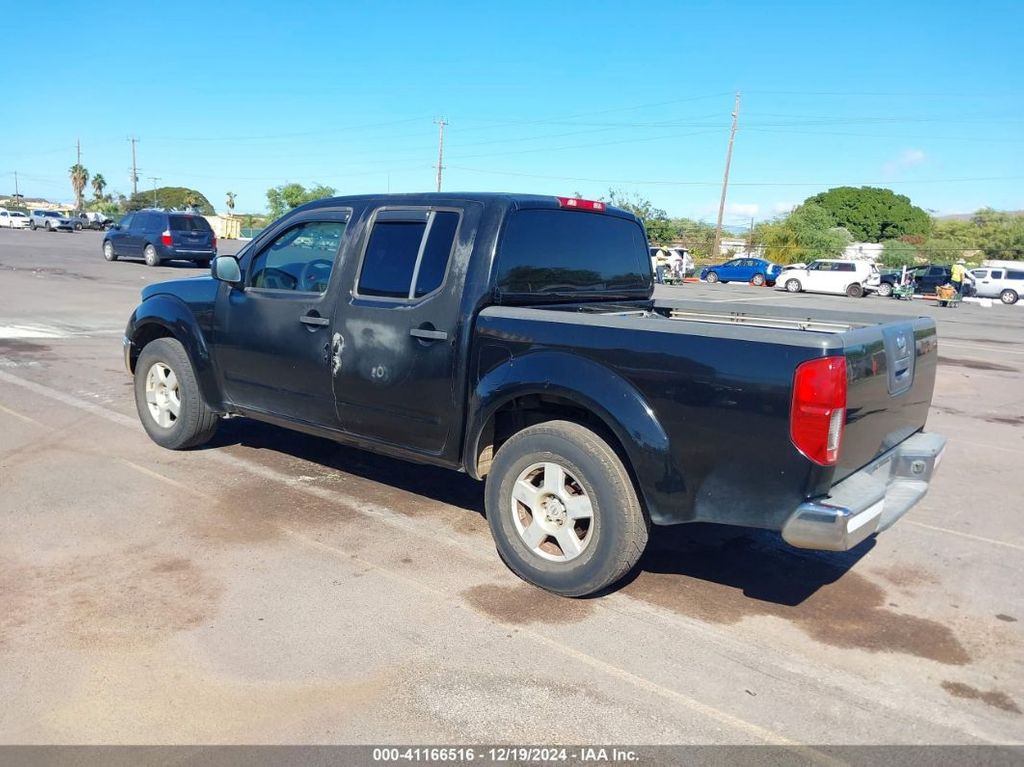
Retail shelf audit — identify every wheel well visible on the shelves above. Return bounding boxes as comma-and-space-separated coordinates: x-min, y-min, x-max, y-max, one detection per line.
128, 323, 174, 372
474, 394, 628, 479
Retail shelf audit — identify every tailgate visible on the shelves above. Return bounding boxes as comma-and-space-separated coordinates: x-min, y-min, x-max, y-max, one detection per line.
836, 317, 938, 481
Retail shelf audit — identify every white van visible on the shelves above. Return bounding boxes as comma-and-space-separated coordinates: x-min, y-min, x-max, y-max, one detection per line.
777, 259, 881, 298
971, 266, 1024, 305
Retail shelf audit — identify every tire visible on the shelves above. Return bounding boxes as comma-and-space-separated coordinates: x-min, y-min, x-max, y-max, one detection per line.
705, 271, 719, 284
846, 283, 864, 298
786, 278, 802, 293
751, 273, 766, 287
74, 221, 83, 231
45, 221, 52, 232
103, 241, 117, 262
29, 222, 36, 230
485, 420, 649, 597
194, 258, 211, 269
877, 282, 893, 297
1001, 289, 1019, 305
144, 244, 161, 267
134, 338, 218, 450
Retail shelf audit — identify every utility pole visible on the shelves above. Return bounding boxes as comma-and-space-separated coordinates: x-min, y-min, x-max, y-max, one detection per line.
148, 177, 161, 208
712, 92, 741, 260
14, 171, 19, 199
128, 136, 139, 196
434, 117, 447, 193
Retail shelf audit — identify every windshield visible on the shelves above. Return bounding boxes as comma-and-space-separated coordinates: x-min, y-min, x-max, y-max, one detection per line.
44, 212, 62, 218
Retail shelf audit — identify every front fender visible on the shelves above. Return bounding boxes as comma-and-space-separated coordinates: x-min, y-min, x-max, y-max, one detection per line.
466, 350, 681, 524
127, 294, 223, 410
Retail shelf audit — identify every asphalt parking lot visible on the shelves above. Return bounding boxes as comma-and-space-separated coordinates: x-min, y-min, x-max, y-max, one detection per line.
1, 228, 1022, 747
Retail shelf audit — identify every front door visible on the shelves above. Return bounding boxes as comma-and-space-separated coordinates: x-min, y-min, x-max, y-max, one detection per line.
331, 204, 470, 456
213, 210, 350, 426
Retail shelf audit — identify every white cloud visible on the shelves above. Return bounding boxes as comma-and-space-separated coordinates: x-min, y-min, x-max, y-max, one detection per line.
727, 202, 759, 217
773, 201, 797, 214
884, 148, 927, 175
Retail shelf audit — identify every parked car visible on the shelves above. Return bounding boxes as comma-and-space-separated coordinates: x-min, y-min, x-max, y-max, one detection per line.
899, 265, 976, 296
28, 210, 75, 232
0, 209, 30, 229
777, 259, 881, 297
665, 247, 695, 277
73, 211, 113, 230
701, 257, 781, 286
103, 209, 217, 266
971, 266, 1024, 305
123, 192, 946, 596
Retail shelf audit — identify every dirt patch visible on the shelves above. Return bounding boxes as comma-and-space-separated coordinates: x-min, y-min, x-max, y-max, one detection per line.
625, 529, 970, 665
0, 340, 52, 355
873, 564, 940, 590
941, 681, 1021, 714
463, 583, 595, 625
938, 356, 1018, 373
986, 416, 1024, 427
996, 614, 1018, 623
0, 547, 221, 650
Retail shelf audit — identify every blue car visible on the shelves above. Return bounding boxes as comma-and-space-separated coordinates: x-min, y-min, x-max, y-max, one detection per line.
701, 257, 781, 286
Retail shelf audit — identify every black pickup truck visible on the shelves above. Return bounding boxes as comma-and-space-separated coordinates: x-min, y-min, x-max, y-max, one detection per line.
124, 193, 946, 596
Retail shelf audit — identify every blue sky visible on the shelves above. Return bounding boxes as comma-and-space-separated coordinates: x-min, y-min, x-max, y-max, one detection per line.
2, 0, 1021, 223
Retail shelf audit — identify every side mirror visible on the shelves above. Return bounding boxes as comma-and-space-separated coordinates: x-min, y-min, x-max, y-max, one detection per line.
111, 224, 121, 231
212, 256, 242, 285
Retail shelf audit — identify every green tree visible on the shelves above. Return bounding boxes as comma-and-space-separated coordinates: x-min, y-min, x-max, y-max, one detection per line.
757, 202, 852, 264
973, 208, 1024, 260
91, 173, 107, 202
265, 182, 336, 221
880, 239, 919, 268
126, 186, 214, 214
672, 218, 718, 260
805, 186, 931, 242
603, 188, 676, 244
69, 164, 89, 211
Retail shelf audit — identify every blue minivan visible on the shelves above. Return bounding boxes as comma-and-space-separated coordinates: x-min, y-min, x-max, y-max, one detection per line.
700, 257, 781, 286
103, 209, 217, 267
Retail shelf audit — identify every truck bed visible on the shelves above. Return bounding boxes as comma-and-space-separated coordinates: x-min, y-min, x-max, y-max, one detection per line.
473, 297, 937, 529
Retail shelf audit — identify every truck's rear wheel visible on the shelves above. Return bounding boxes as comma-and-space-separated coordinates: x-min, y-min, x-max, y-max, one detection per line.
144, 244, 161, 267
877, 282, 893, 297
134, 338, 218, 450
485, 420, 648, 597
846, 283, 864, 298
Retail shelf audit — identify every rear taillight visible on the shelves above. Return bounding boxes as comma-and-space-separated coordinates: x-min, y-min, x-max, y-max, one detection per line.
790, 357, 847, 465
212, 236, 217, 251
161, 230, 173, 246
556, 196, 606, 212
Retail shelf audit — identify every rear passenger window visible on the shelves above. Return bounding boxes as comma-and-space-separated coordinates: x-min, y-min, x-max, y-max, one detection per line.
839, 263, 855, 272
357, 209, 459, 300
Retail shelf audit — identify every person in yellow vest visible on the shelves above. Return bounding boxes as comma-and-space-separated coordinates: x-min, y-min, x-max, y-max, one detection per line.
950, 259, 972, 295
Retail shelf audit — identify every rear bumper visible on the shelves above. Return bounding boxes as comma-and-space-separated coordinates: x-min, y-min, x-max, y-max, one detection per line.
782, 432, 946, 551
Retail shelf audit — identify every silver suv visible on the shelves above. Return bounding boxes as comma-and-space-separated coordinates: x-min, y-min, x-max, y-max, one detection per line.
971, 266, 1024, 305
29, 210, 75, 232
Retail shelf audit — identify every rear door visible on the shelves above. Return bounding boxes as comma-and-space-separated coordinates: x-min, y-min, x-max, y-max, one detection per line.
169, 214, 214, 254
331, 204, 471, 455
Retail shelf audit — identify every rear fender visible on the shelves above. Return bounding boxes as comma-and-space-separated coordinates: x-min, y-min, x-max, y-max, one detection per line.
466, 351, 679, 524
128, 295, 222, 410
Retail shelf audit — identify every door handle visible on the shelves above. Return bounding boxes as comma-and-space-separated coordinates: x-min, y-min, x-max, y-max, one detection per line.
410, 326, 448, 341
299, 313, 329, 327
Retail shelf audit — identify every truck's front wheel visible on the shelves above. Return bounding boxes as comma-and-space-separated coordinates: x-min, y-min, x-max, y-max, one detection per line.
134, 338, 218, 450
485, 420, 648, 597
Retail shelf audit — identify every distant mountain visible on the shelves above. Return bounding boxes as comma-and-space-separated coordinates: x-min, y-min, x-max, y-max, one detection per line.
935, 210, 1024, 221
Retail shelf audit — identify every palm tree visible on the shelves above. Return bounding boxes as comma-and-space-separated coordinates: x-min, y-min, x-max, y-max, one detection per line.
91, 173, 107, 202
225, 191, 236, 217
69, 164, 89, 211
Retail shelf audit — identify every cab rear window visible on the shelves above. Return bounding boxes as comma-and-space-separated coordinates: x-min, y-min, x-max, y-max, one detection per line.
169, 215, 212, 232
495, 209, 650, 297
